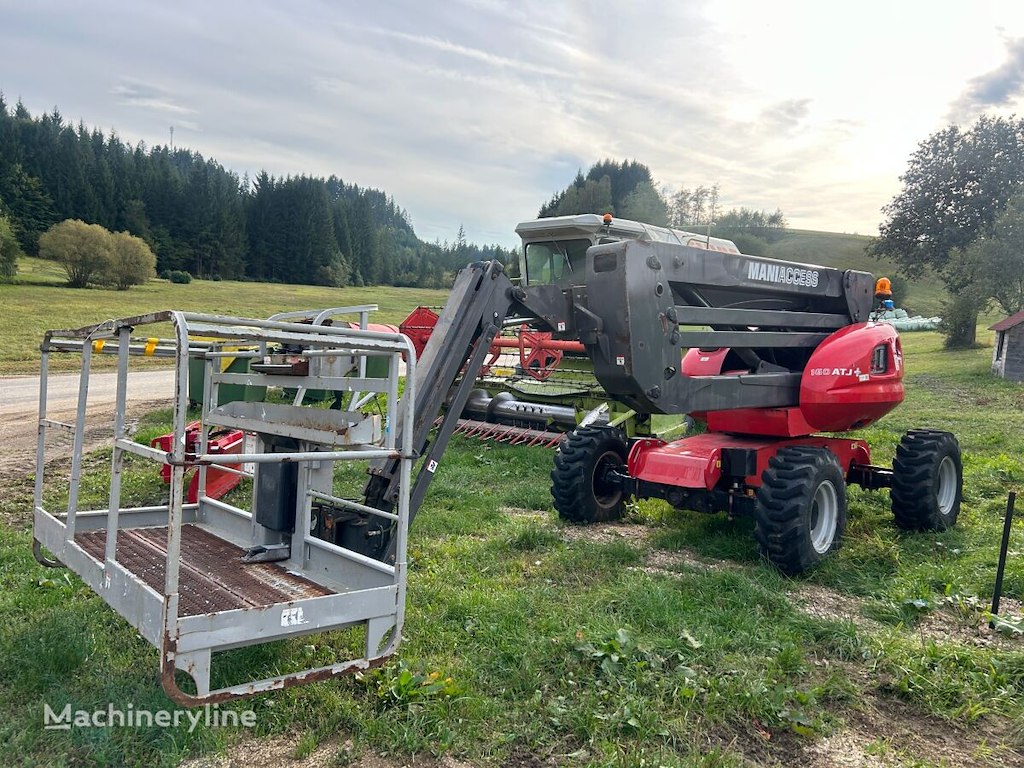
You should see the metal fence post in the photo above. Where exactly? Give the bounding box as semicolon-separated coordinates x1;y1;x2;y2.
990;491;1017;623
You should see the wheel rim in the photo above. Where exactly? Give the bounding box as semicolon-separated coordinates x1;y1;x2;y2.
592;450;623;510
809;480;839;554
936;455;957;514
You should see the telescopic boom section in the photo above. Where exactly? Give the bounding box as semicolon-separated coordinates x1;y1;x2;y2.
363;261;514;544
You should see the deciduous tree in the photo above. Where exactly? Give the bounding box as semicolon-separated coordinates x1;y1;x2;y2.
0;210;21;280
953;192;1024;316
108;230;156;290
668;184;718;228
38;219;113;287
620;180;669;226
872;115;1024;346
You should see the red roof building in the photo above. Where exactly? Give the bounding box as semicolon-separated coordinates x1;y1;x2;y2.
989;311;1024;332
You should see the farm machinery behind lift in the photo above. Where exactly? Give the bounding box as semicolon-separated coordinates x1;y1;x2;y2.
398;214;743;447
400;306;596;447
31;213;964;705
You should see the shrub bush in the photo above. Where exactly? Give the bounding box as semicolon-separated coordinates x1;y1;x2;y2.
38;220;156;289
166;270;192;284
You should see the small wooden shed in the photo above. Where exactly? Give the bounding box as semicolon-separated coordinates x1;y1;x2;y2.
989;310;1024;381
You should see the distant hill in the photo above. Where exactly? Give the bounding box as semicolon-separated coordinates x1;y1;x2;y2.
535;160;946;316
761;229;946;317
0;98;516;290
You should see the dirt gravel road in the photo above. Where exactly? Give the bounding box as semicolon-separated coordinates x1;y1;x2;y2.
0;370;175;477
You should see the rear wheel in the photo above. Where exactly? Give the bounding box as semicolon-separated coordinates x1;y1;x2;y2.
755;446;847;575
890;430;962;531
551;426;629;523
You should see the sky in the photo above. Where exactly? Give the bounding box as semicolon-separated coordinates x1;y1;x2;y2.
4;0;1024;248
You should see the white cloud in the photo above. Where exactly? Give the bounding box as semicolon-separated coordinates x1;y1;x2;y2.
5;0;1024;243
111;81;196;116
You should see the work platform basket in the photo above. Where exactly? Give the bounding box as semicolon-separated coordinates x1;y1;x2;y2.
32;309;416;705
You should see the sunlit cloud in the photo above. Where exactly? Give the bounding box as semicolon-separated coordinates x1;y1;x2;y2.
3;0;1024;245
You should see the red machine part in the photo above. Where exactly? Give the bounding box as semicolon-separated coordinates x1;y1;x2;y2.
400;306;585;381
518;327;562;380
628;432;871;491
399;306;440;359
680;347;731;376
799;322;904;432
490;334;583;353
151;422;245;503
680;323;904;436
633;324;892;489
705;407;817;438
346;321;399;334
443;417;564;448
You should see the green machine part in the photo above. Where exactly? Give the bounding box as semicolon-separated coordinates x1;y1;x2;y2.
188;351;267;407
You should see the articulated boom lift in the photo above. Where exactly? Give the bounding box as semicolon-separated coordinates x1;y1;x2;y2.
32;219;962;703
360;231;962;575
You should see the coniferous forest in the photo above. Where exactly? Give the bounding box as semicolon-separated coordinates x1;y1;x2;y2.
0;97;515;288
0;97;789;290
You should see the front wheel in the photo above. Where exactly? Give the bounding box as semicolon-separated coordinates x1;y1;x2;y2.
551;426;629;523
890;430;962;531
755;446;847;575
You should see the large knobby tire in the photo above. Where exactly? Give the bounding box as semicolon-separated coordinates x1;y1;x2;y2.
551;426;629;523
755;446;847;576
890;430;962;531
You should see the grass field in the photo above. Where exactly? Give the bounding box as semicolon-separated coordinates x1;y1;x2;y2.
0;327;1022;767
0;232;954;375
763;230;948;317
0;258;449;374
1;239;1020;766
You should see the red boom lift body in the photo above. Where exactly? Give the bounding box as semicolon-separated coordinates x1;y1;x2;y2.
353;216;962;575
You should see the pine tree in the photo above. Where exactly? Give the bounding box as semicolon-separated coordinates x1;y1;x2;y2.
0;98;488;288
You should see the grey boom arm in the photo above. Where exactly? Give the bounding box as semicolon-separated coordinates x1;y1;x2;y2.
362;260;514;558
359;239;874;559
